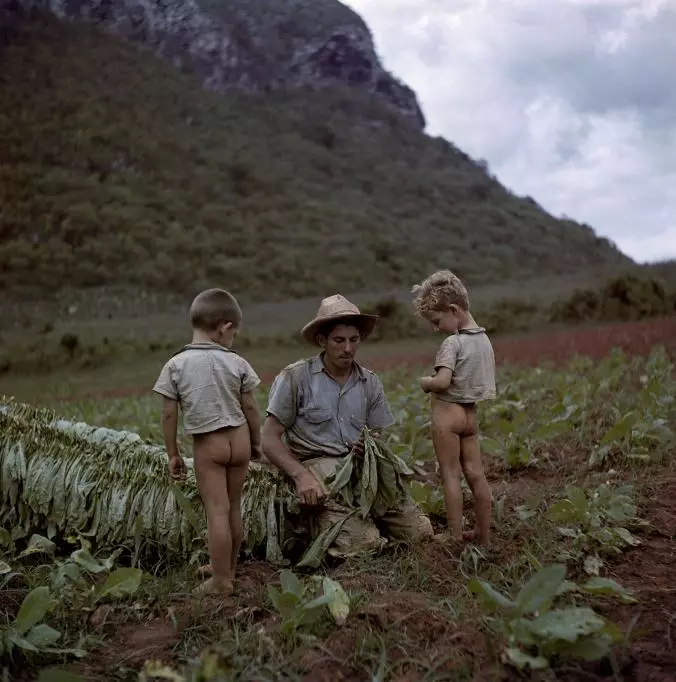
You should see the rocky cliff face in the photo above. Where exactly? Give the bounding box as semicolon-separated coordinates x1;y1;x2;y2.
3;0;425;128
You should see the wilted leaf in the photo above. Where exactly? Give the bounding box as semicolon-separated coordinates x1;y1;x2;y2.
562;633;614;661
322;577;350;626
18;534;56;559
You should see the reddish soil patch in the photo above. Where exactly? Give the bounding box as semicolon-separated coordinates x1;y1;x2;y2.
50;316;675;402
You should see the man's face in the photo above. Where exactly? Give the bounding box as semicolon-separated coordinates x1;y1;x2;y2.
318;324;361;369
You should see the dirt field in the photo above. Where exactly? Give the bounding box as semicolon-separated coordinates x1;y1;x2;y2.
33;315;671;682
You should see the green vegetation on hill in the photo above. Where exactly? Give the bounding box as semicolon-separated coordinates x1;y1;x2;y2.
1;12;630;302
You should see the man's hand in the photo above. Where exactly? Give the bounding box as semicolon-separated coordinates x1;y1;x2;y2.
168;454;187;481
293;469;328;507
419;376;435;393
251;443;264;461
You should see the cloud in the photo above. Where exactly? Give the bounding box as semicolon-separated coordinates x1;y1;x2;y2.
345;0;676;263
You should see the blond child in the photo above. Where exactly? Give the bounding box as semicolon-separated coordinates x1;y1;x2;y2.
411;271;495;546
152;288;262;596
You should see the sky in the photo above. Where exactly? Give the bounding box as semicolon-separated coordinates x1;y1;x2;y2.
344;0;675;264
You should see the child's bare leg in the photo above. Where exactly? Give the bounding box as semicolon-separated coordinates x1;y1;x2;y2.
226;427;251;578
459;409;492;545
432;402;464;540
192;432;234;595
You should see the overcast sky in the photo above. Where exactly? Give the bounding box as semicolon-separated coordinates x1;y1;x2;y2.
345;0;675;264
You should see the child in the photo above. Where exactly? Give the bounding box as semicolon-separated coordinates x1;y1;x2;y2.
152;288;262;596
411;270;495;546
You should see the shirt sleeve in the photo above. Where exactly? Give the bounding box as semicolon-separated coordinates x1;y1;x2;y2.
152;361;178;400
434;336;459;372
239;357;261;393
265;369;297;428
366;374;395;430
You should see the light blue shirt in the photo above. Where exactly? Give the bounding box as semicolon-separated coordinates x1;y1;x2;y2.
266;354;395;460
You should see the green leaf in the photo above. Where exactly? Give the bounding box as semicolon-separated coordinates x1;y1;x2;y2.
504;647;549;670
322;577;350;626
25;624;62;648
600;411;638;446
515;564;567;616
0;560;11;575
95;567;143;601
614;527;641;547
18;534;56;559
267;585;300;618
468;578;515;612
562;633;614;662
279;570;304;598
580;577;637;604
533;421;569;441
15;586;55;635
529;607;605;643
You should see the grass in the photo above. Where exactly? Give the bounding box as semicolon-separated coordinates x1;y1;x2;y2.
1;10;630;305
2;335;675;680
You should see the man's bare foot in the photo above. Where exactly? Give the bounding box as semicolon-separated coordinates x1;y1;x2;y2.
192;577;233;597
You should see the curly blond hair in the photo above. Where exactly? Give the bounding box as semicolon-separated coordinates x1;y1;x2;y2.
411;270;470;317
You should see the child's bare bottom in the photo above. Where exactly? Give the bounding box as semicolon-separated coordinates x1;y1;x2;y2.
191;424;250;596
430;398;492;546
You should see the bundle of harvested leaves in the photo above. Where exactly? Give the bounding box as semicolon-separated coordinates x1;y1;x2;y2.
0;397;204;558
326;428;414;518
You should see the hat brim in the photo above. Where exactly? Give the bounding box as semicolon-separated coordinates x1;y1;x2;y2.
301;313;379;346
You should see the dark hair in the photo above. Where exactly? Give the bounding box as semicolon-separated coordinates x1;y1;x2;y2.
316;316;365;339
189;288;242;331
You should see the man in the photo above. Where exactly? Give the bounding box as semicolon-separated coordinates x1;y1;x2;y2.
262;294;433;558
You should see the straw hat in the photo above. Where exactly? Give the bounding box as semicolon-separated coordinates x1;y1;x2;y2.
301;294;379;345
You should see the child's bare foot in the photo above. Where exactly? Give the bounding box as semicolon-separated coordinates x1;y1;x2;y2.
192;577;233;597
432;532;463;546
463;529;489;546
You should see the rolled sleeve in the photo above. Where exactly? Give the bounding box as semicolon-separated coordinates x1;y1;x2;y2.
366;376;395;430
266;370;297;428
152;361;177;400
435;336;458;371
240;358;261;393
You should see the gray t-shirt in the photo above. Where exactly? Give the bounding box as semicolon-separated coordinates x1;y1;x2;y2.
433;327;496;403
266;354;395;460
152;342;260;435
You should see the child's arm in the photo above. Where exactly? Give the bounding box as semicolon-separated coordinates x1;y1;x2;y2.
241;390;264;461
420;367;453;393
160;396;187;480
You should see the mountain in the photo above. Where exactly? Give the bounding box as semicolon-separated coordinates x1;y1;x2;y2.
0;1;632;302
